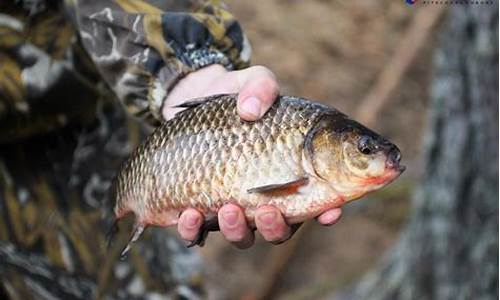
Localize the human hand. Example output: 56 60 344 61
163 64 343 249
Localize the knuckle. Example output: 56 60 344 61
259 71 278 85
261 79 279 96
251 66 277 81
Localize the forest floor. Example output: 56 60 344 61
187 1 444 299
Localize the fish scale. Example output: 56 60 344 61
116 95 322 216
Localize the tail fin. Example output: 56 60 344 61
107 175 146 259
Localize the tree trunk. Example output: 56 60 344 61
333 5 498 300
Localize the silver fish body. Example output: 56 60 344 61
111 94 404 253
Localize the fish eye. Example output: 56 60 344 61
357 136 376 155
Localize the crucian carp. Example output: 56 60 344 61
110 94 405 258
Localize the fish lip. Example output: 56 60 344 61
384 151 405 173
385 163 406 175
392 165 406 173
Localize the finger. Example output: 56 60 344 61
270 222 304 245
316 208 342 226
236 66 279 121
177 209 203 241
255 205 292 243
218 203 255 249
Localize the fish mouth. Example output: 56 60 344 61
384 145 405 173
359 164 404 186
370 163 404 187
384 161 405 181
384 162 406 177
387 164 406 173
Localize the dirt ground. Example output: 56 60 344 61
190 1 443 299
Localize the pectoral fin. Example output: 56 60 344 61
247 177 309 195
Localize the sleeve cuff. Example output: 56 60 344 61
148 46 235 121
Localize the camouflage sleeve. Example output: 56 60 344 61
0 2 103 143
68 0 252 124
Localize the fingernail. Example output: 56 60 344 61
186 214 200 228
222 211 239 227
258 212 277 228
241 97 261 119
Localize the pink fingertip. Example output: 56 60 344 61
317 208 342 225
178 210 202 241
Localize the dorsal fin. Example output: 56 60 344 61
172 93 237 110
172 98 211 109
170 94 236 118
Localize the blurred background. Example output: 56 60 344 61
180 1 498 299
0 1 496 299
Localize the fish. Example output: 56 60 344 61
110 94 405 257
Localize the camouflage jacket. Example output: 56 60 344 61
0 0 250 299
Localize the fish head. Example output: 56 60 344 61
307 114 405 201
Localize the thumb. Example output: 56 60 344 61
236 66 279 121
